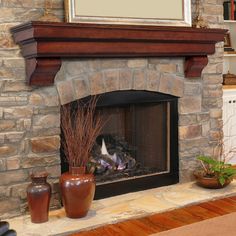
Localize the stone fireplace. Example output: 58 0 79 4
0 0 226 218
55 54 214 195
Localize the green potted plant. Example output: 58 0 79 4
60 96 104 218
194 155 236 189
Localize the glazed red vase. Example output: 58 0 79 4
27 172 51 223
60 166 95 218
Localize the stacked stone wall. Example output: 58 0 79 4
0 0 64 218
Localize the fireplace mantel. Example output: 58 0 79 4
11 21 226 86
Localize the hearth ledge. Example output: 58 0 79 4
7 181 236 236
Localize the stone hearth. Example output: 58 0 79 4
8 182 236 236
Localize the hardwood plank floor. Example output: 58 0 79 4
69 196 236 236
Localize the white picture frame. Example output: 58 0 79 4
64 0 192 27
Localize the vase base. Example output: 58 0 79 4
65 211 88 219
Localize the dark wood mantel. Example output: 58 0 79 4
11 21 226 86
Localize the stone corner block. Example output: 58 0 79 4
56 80 76 105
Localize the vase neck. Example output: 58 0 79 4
31 172 48 184
69 166 86 175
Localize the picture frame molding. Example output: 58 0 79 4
64 0 192 27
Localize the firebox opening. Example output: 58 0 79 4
92 102 170 182
61 90 179 199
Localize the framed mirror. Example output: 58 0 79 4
65 0 192 26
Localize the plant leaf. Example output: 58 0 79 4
218 176 225 186
197 156 217 165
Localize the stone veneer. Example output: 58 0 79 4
0 0 225 218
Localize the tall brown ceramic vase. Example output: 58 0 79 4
60 166 95 218
27 172 51 223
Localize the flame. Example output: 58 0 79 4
100 138 126 170
101 138 109 155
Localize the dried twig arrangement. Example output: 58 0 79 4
61 97 103 168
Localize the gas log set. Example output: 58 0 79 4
89 134 161 182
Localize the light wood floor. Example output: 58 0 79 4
69 196 236 236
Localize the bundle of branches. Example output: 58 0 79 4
61 96 103 168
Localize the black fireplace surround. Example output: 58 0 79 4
61 90 179 199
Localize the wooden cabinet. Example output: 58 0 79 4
223 88 236 164
221 2 236 163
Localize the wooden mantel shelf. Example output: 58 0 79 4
11 21 226 86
